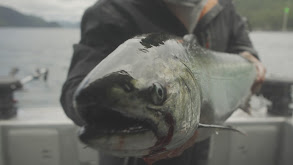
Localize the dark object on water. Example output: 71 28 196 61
0 76 21 119
260 75 293 116
0 68 49 119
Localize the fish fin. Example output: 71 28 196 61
198 123 247 136
183 34 197 42
239 94 253 116
240 105 252 116
183 34 199 47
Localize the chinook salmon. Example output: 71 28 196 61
73 33 256 157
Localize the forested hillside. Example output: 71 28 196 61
0 6 60 27
1 1 292 30
235 0 293 30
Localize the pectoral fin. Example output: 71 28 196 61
239 94 253 115
198 123 247 136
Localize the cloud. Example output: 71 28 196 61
0 0 97 22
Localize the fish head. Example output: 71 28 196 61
73 34 201 157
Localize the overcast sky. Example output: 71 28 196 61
0 0 97 22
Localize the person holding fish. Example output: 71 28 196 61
61 0 266 165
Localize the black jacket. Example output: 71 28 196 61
61 0 258 164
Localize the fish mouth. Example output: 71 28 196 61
77 104 174 157
78 105 155 143
74 70 172 154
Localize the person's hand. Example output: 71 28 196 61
240 51 266 92
143 131 199 164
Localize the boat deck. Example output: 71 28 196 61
0 107 292 165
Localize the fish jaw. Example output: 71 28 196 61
79 124 157 157
73 70 174 156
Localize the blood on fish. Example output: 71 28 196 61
143 113 175 165
143 157 154 165
149 113 174 154
118 135 125 150
143 130 199 165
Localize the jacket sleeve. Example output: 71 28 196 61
227 2 259 59
60 2 137 126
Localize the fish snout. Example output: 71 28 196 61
74 70 135 125
73 70 172 150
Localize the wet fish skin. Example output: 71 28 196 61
73 33 256 157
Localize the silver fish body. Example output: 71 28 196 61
73 33 256 157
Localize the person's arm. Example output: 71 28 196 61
240 51 266 92
226 2 257 58
60 2 137 126
227 2 266 85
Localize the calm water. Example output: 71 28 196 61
0 28 78 108
0 28 292 108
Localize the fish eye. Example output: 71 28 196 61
150 83 166 105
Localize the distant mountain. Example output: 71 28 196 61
235 0 293 31
0 5 60 27
57 21 80 28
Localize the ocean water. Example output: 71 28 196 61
0 28 78 108
0 28 292 109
